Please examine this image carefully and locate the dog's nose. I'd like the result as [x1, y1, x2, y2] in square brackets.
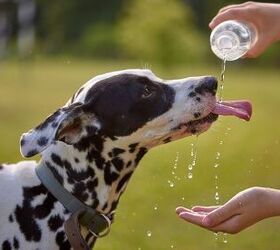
[195, 77, 218, 95]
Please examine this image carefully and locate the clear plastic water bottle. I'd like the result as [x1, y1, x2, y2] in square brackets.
[210, 20, 257, 61]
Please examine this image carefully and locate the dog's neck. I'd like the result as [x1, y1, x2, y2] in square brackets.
[41, 134, 148, 215]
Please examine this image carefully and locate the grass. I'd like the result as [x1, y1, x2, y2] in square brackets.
[0, 58, 279, 250]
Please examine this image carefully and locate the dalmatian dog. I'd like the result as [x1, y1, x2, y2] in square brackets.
[0, 69, 252, 249]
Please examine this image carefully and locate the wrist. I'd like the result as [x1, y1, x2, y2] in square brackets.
[265, 188, 280, 217]
[254, 187, 280, 218]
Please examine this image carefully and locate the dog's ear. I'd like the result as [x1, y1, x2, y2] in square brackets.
[20, 103, 101, 158]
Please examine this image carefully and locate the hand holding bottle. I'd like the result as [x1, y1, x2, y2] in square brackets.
[209, 2, 280, 58]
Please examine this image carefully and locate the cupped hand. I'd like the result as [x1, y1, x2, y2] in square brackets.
[176, 187, 280, 234]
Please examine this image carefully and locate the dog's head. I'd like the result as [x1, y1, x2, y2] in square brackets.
[20, 69, 219, 157]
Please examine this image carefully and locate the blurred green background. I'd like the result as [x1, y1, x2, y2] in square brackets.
[0, 0, 280, 249]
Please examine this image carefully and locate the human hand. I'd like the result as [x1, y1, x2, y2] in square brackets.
[209, 2, 280, 58]
[176, 187, 280, 234]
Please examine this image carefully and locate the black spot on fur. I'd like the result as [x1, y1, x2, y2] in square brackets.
[86, 179, 98, 192]
[52, 122, 59, 128]
[129, 143, 139, 153]
[91, 198, 99, 209]
[188, 85, 194, 90]
[65, 162, 94, 184]
[117, 172, 133, 193]
[48, 215, 64, 232]
[104, 163, 119, 185]
[8, 214, 13, 222]
[46, 161, 63, 184]
[194, 112, 201, 119]
[37, 136, 48, 146]
[13, 237, 19, 249]
[22, 184, 47, 200]
[126, 161, 132, 168]
[86, 125, 97, 137]
[110, 200, 119, 212]
[135, 147, 147, 164]
[188, 92, 196, 97]
[72, 182, 88, 202]
[33, 193, 57, 219]
[51, 153, 63, 167]
[74, 134, 104, 152]
[102, 202, 108, 210]
[2, 240, 11, 250]
[111, 157, 124, 171]
[15, 200, 42, 241]
[196, 97, 201, 102]
[55, 231, 71, 250]
[26, 149, 38, 157]
[87, 149, 105, 170]
[74, 157, 80, 163]
[163, 137, 172, 143]
[20, 138, 25, 146]
[112, 148, 125, 156]
[35, 110, 61, 131]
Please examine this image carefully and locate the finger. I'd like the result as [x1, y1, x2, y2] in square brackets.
[210, 214, 242, 234]
[192, 205, 220, 213]
[178, 211, 206, 227]
[218, 2, 252, 15]
[175, 206, 193, 215]
[209, 8, 245, 29]
[202, 200, 241, 227]
[218, 4, 241, 14]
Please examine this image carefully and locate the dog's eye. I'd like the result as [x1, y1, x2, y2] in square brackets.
[142, 85, 153, 98]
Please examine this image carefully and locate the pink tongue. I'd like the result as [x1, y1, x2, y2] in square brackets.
[212, 100, 252, 121]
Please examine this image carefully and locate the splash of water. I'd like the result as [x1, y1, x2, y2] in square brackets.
[187, 137, 198, 179]
[219, 56, 227, 102]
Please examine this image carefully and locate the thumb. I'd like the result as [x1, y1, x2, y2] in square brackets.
[202, 202, 238, 227]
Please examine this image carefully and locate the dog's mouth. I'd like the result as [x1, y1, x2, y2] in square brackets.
[176, 99, 252, 135]
[212, 100, 252, 121]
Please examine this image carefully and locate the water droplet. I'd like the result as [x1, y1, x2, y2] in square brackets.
[168, 180, 175, 188]
[170, 245, 174, 249]
[214, 232, 219, 240]
[219, 140, 223, 145]
[187, 172, 193, 179]
[214, 163, 219, 168]
[181, 197, 185, 201]
[188, 164, 193, 171]
[215, 192, 220, 201]
[154, 205, 158, 210]
[223, 233, 228, 243]
[147, 231, 152, 237]
[216, 152, 220, 160]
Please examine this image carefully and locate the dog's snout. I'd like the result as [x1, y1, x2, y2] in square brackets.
[195, 77, 217, 95]
[203, 77, 218, 91]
